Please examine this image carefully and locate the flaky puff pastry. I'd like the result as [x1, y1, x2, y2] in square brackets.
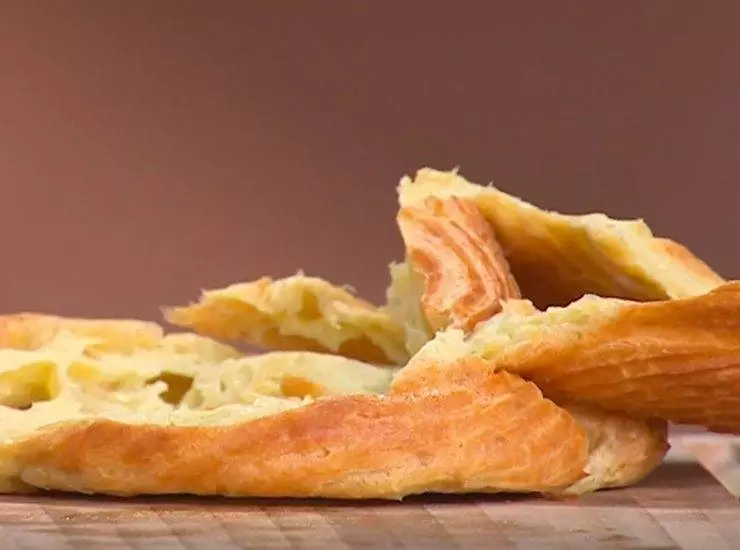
[395, 334, 668, 494]
[165, 275, 408, 366]
[461, 282, 740, 434]
[396, 196, 520, 333]
[9, 358, 588, 499]
[390, 194, 668, 491]
[0, 313, 164, 355]
[398, 168, 724, 308]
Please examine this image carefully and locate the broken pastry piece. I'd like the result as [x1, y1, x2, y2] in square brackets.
[8, 358, 588, 499]
[0, 314, 663, 499]
[0, 331, 395, 415]
[0, 313, 164, 355]
[387, 196, 520, 356]
[457, 282, 740, 434]
[165, 274, 409, 365]
[0, 314, 245, 410]
[396, 196, 520, 334]
[393, 349, 668, 494]
[388, 192, 669, 491]
[558, 402, 668, 494]
[0, 326, 398, 493]
[398, 168, 724, 308]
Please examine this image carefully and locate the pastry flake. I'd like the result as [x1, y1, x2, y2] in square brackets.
[398, 168, 724, 308]
[396, 196, 520, 333]
[165, 274, 409, 366]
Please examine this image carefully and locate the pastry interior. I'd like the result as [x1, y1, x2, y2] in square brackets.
[0, 330, 395, 491]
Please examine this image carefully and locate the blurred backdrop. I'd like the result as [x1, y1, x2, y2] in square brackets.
[1, 1, 739, 320]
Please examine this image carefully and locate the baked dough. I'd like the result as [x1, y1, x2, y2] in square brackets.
[562, 401, 668, 494]
[1, 164, 727, 500]
[156, 332, 243, 362]
[8, 358, 589, 499]
[389, 195, 669, 491]
[398, 168, 724, 308]
[181, 351, 397, 409]
[0, 313, 164, 355]
[396, 195, 520, 333]
[385, 260, 432, 356]
[417, 283, 740, 434]
[394, 317, 668, 494]
[0, 319, 655, 499]
[165, 274, 408, 366]
[0, 329, 397, 493]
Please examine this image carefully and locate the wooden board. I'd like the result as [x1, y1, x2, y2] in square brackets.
[0, 461, 738, 549]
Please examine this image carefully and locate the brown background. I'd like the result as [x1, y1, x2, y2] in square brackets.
[1, 1, 739, 321]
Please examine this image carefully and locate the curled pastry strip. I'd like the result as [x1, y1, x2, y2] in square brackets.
[397, 196, 520, 333]
[11, 360, 588, 499]
[391, 357, 668, 495]
[467, 282, 740, 434]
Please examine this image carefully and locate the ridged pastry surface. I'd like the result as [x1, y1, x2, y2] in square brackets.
[394, 345, 668, 493]
[13, 359, 588, 499]
[467, 282, 740, 433]
[397, 196, 520, 333]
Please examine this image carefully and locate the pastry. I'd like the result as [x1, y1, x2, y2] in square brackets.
[7, 357, 589, 499]
[181, 351, 397, 409]
[394, 323, 668, 494]
[156, 332, 243, 362]
[388, 192, 669, 491]
[0, 164, 727, 501]
[385, 260, 432, 355]
[561, 401, 668, 494]
[1, 317, 652, 500]
[395, 195, 520, 334]
[165, 274, 408, 365]
[0, 313, 163, 355]
[0, 326, 398, 493]
[398, 168, 724, 308]
[441, 282, 740, 434]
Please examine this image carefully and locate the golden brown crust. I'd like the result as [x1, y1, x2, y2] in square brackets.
[397, 196, 520, 333]
[390, 191, 668, 493]
[560, 402, 668, 494]
[12, 365, 588, 499]
[165, 275, 408, 366]
[0, 313, 163, 355]
[391, 356, 668, 493]
[398, 168, 724, 308]
[4, 166, 718, 500]
[468, 281, 740, 434]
